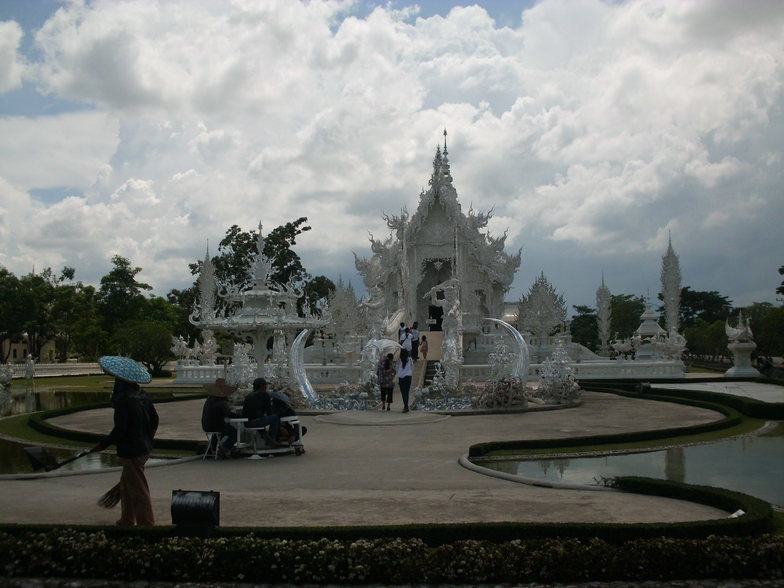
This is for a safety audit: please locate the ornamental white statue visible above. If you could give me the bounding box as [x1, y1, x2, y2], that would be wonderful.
[725, 310, 760, 378]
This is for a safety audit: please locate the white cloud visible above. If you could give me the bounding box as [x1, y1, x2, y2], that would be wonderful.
[0, 20, 25, 92]
[0, 0, 781, 310]
[0, 111, 119, 192]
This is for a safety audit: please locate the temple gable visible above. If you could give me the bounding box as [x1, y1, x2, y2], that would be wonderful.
[355, 132, 521, 349]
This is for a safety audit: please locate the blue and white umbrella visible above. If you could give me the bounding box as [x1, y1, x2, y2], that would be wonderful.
[99, 356, 152, 384]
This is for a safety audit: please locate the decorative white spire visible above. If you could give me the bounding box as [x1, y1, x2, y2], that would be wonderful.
[596, 273, 612, 356]
[661, 231, 681, 333]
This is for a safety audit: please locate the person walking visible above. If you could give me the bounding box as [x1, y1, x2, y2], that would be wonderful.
[94, 356, 159, 527]
[377, 353, 396, 411]
[396, 348, 413, 413]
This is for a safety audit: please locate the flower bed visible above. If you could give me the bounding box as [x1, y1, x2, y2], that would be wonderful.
[1, 528, 782, 583]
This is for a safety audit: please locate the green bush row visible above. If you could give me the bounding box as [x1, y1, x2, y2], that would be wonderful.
[468, 391, 741, 458]
[2, 528, 782, 583]
[644, 386, 784, 420]
[581, 379, 784, 419]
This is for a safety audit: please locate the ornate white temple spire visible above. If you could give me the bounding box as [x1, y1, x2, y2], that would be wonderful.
[661, 231, 681, 333]
[440, 128, 452, 184]
[596, 273, 612, 357]
[194, 243, 217, 323]
[429, 129, 453, 189]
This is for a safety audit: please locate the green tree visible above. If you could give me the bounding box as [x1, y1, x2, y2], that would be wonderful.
[112, 319, 174, 375]
[187, 218, 331, 323]
[679, 287, 732, 328]
[166, 286, 200, 344]
[97, 255, 153, 336]
[570, 305, 598, 350]
[50, 272, 101, 362]
[200, 218, 312, 292]
[684, 318, 727, 361]
[0, 267, 24, 362]
[745, 302, 784, 358]
[609, 294, 645, 339]
[18, 269, 58, 360]
[301, 275, 335, 316]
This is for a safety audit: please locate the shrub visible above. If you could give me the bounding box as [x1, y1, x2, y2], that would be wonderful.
[1, 529, 782, 583]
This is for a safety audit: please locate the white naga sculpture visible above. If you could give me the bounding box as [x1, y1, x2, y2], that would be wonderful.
[725, 311, 759, 377]
[725, 311, 754, 343]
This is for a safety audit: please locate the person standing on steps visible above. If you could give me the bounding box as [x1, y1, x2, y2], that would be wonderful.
[396, 348, 413, 413]
[401, 327, 413, 353]
[410, 321, 420, 361]
[420, 335, 428, 361]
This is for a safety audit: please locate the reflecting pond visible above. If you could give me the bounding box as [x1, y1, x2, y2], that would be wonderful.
[481, 424, 784, 506]
[0, 384, 192, 475]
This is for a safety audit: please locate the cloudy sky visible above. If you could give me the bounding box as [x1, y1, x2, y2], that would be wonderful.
[1, 0, 782, 315]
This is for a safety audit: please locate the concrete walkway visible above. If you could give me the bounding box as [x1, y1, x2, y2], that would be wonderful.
[0, 384, 762, 529]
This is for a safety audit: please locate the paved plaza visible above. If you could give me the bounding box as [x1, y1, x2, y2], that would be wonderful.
[3, 383, 773, 529]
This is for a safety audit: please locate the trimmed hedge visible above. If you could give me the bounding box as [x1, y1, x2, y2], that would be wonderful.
[26, 394, 205, 453]
[1, 528, 782, 583]
[645, 386, 784, 420]
[582, 378, 784, 419]
[610, 477, 774, 538]
[469, 391, 742, 458]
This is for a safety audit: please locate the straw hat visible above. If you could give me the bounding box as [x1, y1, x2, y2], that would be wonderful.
[99, 356, 152, 384]
[204, 378, 237, 397]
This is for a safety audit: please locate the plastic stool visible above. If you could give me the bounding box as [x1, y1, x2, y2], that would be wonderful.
[202, 432, 222, 460]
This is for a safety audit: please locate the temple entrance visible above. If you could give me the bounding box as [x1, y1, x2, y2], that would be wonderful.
[428, 303, 444, 331]
[416, 258, 452, 327]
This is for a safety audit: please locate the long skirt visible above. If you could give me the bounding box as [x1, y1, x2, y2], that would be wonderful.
[118, 455, 154, 526]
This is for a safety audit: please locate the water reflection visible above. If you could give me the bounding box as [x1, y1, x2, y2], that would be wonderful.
[0, 385, 110, 417]
[483, 426, 784, 506]
[0, 440, 126, 474]
[0, 384, 180, 475]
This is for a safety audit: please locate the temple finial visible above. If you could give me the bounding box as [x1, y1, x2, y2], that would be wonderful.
[443, 128, 448, 153]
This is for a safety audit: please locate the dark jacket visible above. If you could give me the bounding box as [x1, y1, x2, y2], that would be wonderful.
[242, 389, 273, 421]
[100, 386, 159, 459]
[201, 395, 239, 432]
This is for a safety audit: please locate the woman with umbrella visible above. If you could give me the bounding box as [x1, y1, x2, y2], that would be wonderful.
[93, 356, 159, 526]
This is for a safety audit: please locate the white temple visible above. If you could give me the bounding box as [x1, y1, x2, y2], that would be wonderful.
[354, 130, 521, 353]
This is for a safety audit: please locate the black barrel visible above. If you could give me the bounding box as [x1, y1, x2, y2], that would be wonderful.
[171, 489, 219, 536]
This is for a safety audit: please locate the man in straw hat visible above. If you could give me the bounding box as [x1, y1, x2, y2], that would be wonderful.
[201, 377, 241, 459]
[94, 356, 159, 526]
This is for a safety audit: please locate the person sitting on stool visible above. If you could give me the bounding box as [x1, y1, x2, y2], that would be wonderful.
[242, 377, 281, 446]
[201, 378, 240, 459]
